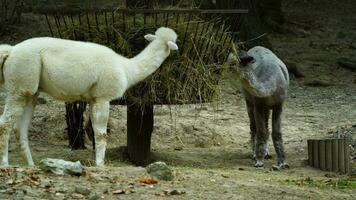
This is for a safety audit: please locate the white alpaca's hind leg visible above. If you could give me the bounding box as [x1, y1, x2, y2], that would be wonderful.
[0, 96, 26, 166]
[15, 97, 36, 166]
[0, 116, 9, 166]
[90, 100, 109, 166]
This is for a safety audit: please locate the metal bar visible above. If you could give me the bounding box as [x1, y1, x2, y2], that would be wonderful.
[175, 13, 179, 29]
[122, 11, 126, 32]
[143, 13, 147, 34]
[154, 13, 158, 27]
[39, 8, 248, 15]
[133, 13, 136, 26]
[86, 11, 91, 33]
[78, 13, 82, 26]
[112, 11, 116, 40]
[45, 14, 54, 37]
[181, 13, 192, 51]
[164, 13, 169, 27]
[104, 12, 109, 43]
[95, 12, 100, 32]
[70, 15, 77, 40]
[54, 15, 62, 38]
[62, 15, 68, 30]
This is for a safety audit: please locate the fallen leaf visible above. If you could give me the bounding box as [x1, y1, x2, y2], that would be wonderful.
[112, 189, 136, 195]
[138, 177, 158, 185]
[221, 174, 230, 178]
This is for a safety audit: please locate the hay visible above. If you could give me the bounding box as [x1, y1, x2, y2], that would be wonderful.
[56, 12, 234, 106]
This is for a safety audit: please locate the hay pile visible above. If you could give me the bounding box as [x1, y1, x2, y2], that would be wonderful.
[55, 11, 234, 105]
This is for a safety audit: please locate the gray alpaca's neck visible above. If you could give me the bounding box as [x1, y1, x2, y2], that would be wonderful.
[126, 40, 169, 89]
[239, 69, 271, 98]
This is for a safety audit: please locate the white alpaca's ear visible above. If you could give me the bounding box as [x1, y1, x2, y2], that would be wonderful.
[167, 41, 178, 50]
[144, 34, 157, 42]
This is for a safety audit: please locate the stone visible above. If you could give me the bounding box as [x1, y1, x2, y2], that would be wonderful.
[337, 57, 356, 71]
[146, 161, 174, 181]
[39, 158, 84, 176]
[75, 186, 91, 196]
[37, 97, 47, 104]
[89, 193, 102, 200]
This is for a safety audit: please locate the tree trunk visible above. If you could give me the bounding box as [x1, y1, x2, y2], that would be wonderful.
[65, 102, 86, 150]
[127, 103, 154, 166]
[203, 0, 283, 49]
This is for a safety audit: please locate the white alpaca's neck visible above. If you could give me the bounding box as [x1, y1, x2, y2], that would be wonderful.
[125, 40, 169, 89]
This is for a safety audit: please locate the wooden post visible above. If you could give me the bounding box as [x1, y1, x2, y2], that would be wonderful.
[338, 139, 345, 173]
[332, 139, 339, 172]
[307, 140, 313, 166]
[65, 102, 87, 149]
[345, 139, 350, 174]
[127, 103, 154, 166]
[325, 139, 332, 171]
[319, 140, 326, 171]
[312, 140, 319, 168]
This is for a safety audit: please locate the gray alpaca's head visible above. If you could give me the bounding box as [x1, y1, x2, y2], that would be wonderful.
[144, 27, 178, 51]
[228, 49, 255, 75]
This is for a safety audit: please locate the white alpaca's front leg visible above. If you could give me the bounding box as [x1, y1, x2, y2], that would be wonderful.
[90, 100, 109, 166]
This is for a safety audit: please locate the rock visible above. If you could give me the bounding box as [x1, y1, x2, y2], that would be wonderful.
[37, 97, 47, 104]
[304, 80, 333, 87]
[146, 161, 174, 181]
[75, 186, 91, 196]
[285, 62, 305, 78]
[89, 193, 102, 200]
[337, 57, 356, 71]
[39, 158, 84, 176]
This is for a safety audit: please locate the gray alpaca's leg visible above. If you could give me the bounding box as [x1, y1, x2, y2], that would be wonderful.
[14, 97, 36, 166]
[245, 100, 256, 159]
[263, 110, 272, 159]
[0, 96, 26, 166]
[90, 100, 109, 166]
[254, 103, 269, 168]
[272, 103, 289, 169]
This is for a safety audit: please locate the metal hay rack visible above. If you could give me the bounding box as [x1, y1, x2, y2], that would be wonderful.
[39, 5, 248, 165]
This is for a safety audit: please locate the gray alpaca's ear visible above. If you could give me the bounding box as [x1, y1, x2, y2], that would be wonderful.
[144, 34, 157, 42]
[167, 41, 178, 50]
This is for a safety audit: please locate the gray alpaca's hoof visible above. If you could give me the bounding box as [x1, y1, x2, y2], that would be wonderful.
[254, 161, 264, 168]
[252, 154, 272, 160]
[272, 162, 290, 171]
[264, 154, 272, 160]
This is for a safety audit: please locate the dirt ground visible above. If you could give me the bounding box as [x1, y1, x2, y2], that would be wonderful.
[1, 0, 356, 199]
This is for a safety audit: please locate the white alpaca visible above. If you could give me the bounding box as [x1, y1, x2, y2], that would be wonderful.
[0, 27, 178, 167]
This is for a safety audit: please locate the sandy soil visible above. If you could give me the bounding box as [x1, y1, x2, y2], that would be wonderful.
[1, 0, 356, 199]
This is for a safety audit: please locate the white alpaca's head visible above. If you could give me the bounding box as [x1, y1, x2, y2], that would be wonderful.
[144, 27, 178, 51]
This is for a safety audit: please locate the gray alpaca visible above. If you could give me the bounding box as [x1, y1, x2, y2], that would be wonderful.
[230, 46, 289, 169]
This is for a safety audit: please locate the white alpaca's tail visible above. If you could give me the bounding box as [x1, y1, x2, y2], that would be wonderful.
[0, 44, 12, 84]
